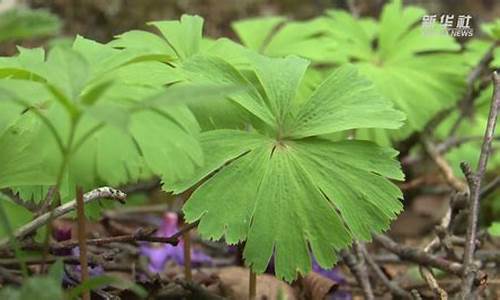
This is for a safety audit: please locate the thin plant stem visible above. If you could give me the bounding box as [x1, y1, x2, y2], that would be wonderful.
[249, 269, 257, 300]
[183, 230, 192, 281]
[71, 122, 105, 154]
[76, 185, 90, 300]
[40, 118, 78, 271]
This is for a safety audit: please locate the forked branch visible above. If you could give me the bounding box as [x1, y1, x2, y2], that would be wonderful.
[460, 71, 500, 298]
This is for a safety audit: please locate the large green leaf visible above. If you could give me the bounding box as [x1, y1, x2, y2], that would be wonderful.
[232, 16, 337, 63]
[232, 0, 467, 144]
[324, 1, 466, 141]
[0, 111, 56, 189]
[109, 14, 203, 63]
[109, 15, 257, 130]
[167, 56, 405, 281]
[0, 38, 237, 203]
[289, 65, 405, 137]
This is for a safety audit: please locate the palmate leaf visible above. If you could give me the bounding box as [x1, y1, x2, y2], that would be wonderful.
[109, 14, 203, 64]
[0, 38, 235, 204]
[0, 81, 56, 189]
[232, 16, 337, 63]
[232, 0, 467, 144]
[324, 1, 466, 141]
[166, 55, 405, 281]
[0, 114, 56, 190]
[109, 15, 252, 130]
[0, 79, 50, 135]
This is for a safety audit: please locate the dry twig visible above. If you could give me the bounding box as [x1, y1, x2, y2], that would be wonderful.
[341, 242, 374, 300]
[460, 71, 500, 298]
[360, 245, 411, 299]
[0, 187, 126, 248]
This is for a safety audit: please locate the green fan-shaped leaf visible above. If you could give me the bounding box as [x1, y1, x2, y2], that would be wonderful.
[0, 123, 55, 189]
[166, 55, 405, 281]
[149, 15, 204, 60]
[324, 1, 466, 141]
[0, 39, 237, 204]
[232, 16, 286, 52]
[232, 16, 338, 63]
[289, 65, 405, 137]
[109, 15, 256, 130]
[232, 0, 467, 144]
[110, 14, 203, 63]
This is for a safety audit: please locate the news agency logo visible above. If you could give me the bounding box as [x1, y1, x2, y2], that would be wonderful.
[421, 14, 474, 37]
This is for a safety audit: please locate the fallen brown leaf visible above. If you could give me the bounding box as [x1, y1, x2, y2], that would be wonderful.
[301, 272, 339, 300]
[214, 266, 296, 300]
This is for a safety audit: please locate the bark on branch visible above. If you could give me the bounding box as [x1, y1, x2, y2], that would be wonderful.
[0, 187, 126, 248]
[460, 71, 500, 299]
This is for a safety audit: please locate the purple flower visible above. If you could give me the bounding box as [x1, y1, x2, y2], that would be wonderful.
[312, 260, 346, 284]
[327, 291, 352, 300]
[312, 259, 352, 300]
[53, 226, 72, 242]
[52, 224, 104, 280]
[52, 225, 73, 256]
[312, 260, 351, 300]
[70, 247, 104, 278]
[140, 212, 212, 273]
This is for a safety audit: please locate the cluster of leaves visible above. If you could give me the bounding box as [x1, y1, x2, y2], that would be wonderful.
[0, 19, 246, 229]
[232, 0, 500, 236]
[233, 0, 468, 144]
[0, 0, 498, 284]
[107, 13, 407, 281]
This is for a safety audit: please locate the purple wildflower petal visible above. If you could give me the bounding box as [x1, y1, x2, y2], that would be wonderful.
[140, 212, 213, 273]
[311, 260, 352, 300]
[52, 225, 73, 256]
[312, 260, 346, 284]
[158, 212, 179, 237]
[140, 245, 170, 273]
[71, 247, 104, 279]
[52, 226, 72, 242]
[191, 248, 213, 266]
[328, 290, 352, 300]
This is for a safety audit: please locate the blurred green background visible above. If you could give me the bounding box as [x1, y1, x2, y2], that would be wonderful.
[1, 0, 499, 55]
